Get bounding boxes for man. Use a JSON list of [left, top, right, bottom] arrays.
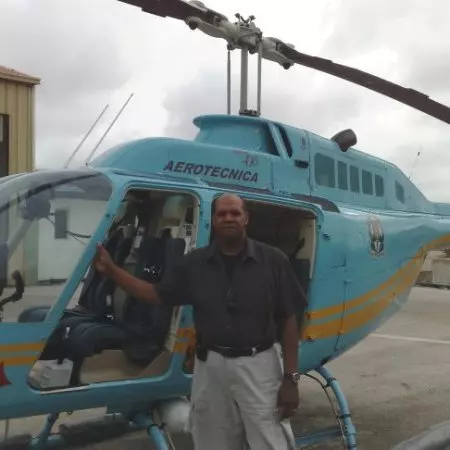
[[93, 193, 307, 450]]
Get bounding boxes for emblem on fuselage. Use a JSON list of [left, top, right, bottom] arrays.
[[368, 215, 384, 256]]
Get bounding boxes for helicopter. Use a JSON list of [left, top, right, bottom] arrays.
[[0, 1, 450, 449]]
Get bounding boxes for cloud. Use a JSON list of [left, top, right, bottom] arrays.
[[0, 0, 183, 167]]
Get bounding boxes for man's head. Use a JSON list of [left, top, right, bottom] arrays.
[[212, 193, 249, 245]]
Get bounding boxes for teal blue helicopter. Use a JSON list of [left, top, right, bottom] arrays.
[[1, 1, 450, 449]]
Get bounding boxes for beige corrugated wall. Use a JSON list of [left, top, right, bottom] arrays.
[[0, 75, 38, 284], [0, 78, 35, 173]]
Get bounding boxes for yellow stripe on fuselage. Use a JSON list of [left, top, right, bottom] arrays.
[[0, 342, 45, 354], [0, 342, 45, 368], [305, 233, 450, 324], [302, 257, 424, 340]]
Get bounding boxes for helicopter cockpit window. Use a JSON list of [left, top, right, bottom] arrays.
[[362, 170, 373, 195], [315, 153, 335, 188], [350, 165, 360, 193], [395, 181, 405, 204], [0, 169, 113, 323]]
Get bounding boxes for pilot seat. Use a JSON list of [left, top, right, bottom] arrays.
[[21, 195, 190, 387]]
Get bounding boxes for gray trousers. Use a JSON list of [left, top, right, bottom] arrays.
[[189, 344, 296, 450]]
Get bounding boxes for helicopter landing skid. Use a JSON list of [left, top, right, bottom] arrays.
[[0, 366, 356, 450], [293, 365, 357, 449]]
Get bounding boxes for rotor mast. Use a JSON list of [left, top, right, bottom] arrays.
[[185, 3, 295, 117]]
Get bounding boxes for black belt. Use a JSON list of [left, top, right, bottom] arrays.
[[206, 341, 273, 358]]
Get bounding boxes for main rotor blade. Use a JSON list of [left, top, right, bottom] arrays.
[[118, 0, 210, 21], [280, 45, 450, 125], [118, 0, 450, 125]]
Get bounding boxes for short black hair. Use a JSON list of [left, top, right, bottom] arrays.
[[211, 193, 248, 215]]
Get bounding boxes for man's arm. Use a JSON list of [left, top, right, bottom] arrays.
[[94, 243, 190, 306], [281, 314, 299, 374], [108, 264, 160, 304], [274, 252, 308, 419]]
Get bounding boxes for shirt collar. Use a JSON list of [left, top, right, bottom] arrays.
[[206, 237, 260, 264]]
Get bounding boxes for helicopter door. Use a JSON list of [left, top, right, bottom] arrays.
[[302, 240, 346, 368]]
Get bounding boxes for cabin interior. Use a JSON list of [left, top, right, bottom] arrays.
[[27, 188, 316, 390]]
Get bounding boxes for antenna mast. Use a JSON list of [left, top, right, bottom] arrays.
[[85, 93, 134, 165], [63, 104, 109, 168], [408, 145, 422, 180]]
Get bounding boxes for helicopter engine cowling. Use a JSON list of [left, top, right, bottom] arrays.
[[156, 397, 191, 435]]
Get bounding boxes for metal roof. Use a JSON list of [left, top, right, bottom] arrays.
[[0, 65, 40, 85]]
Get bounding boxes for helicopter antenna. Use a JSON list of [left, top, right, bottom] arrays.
[[117, 0, 450, 125], [408, 146, 422, 180], [63, 104, 109, 168], [84, 93, 134, 165], [226, 46, 231, 114]]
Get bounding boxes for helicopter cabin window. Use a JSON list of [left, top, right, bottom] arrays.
[[315, 153, 335, 188], [395, 181, 405, 203], [349, 165, 360, 193], [361, 170, 373, 195], [337, 161, 348, 190], [375, 175, 384, 197]]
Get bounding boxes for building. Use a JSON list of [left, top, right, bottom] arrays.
[[0, 65, 40, 284], [0, 65, 40, 176]]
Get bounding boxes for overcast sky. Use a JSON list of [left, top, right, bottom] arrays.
[[1, 0, 450, 201]]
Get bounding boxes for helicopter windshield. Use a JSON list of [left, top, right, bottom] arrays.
[[0, 169, 113, 322]]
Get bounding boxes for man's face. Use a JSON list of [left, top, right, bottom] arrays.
[[212, 195, 248, 241]]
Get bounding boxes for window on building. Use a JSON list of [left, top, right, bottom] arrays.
[[362, 170, 373, 195], [375, 175, 384, 197], [337, 161, 348, 190], [54, 209, 68, 239], [395, 181, 405, 204], [315, 153, 335, 188], [350, 165, 360, 192]]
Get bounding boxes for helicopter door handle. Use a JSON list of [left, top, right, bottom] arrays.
[[294, 159, 309, 168]]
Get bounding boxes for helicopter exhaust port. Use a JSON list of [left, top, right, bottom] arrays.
[[331, 129, 358, 152]]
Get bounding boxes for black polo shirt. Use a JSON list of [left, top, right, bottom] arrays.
[[155, 238, 307, 348]]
